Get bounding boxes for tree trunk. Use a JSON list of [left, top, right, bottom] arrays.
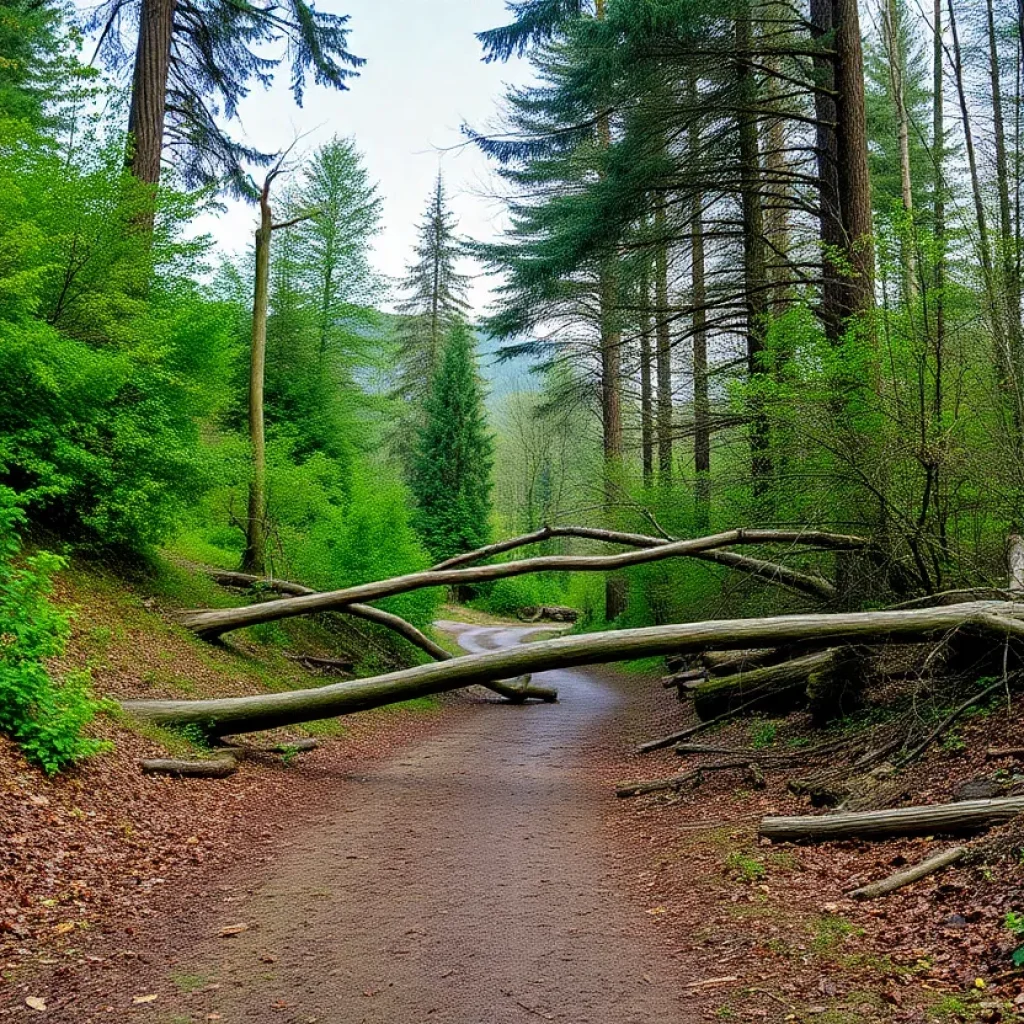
[[130, 601, 1024, 734], [127, 0, 175, 195], [640, 254, 654, 485], [737, 8, 772, 490], [833, 0, 875, 321], [986, 0, 1022, 392], [242, 189, 273, 575], [654, 203, 673, 483], [761, 798, 1024, 842], [810, 0, 844, 343], [883, 0, 916, 299]]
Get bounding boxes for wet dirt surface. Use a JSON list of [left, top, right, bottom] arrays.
[[46, 622, 695, 1023]]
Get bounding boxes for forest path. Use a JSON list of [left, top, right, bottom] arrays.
[[141, 620, 694, 1024]]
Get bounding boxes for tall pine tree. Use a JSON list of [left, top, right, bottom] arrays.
[[393, 174, 471, 408], [410, 324, 493, 563]]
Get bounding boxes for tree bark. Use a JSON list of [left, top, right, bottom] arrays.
[[128, 601, 1024, 734], [848, 847, 966, 899], [692, 651, 831, 720], [127, 0, 176, 195], [182, 528, 861, 639], [737, 8, 772, 490], [690, 76, 711, 528], [655, 202, 673, 483], [833, 0, 875, 321], [242, 185, 273, 575], [761, 797, 1024, 842], [639, 253, 655, 485]]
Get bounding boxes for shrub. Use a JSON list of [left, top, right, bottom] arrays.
[[0, 491, 110, 772]]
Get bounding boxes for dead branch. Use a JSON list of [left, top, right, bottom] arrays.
[[140, 757, 237, 778], [848, 847, 968, 900]]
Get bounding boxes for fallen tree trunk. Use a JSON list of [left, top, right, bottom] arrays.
[[760, 797, 1024, 842], [987, 748, 1024, 759], [123, 601, 1024, 736], [701, 648, 792, 676], [182, 528, 859, 640], [141, 757, 237, 778], [200, 566, 555, 702], [692, 651, 833, 720], [848, 847, 967, 900]]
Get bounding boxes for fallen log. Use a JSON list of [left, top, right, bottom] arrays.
[[141, 757, 237, 778], [616, 770, 703, 799], [215, 737, 319, 760], [700, 648, 788, 676], [760, 797, 1024, 842], [848, 847, 967, 899], [662, 667, 707, 689], [987, 748, 1024, 759], [200, 566, 555, 702], [516, 605, 578, 623], [181, 528, 858, 640], [123, 601, 1024, 736], [692, 651, 833, 720]]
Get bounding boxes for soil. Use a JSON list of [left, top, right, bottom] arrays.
[[4, 619, 1024, 1023]]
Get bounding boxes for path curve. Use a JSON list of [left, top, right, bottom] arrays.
[[116, 623, 690, 1022]]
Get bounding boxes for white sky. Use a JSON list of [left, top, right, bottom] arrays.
[[182, 0, 533, 314]]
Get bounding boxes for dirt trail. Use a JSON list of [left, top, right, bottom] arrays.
[[91, 621, 694, 1023]]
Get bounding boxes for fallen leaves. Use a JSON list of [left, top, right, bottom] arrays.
[[132, 994, 158, 1004]]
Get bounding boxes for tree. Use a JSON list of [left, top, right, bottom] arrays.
[[90, 0, 363, 198], [392, 174, 471, 411], [410, 324, 493, 564]]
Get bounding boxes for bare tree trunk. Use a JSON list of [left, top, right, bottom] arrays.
[[691, 123, 711, 529], [883, 0, 916, 299], [810, 0, 844, 343], [737, 8, 772, 489], [127, 601, 1024, 734], [242, 188, 273, 575], [655, 203, 673, 483], [639, 254, 654, 485], [987, 0, 1023, 388], [126, 0, 175, 232], [833, 0, 876, 321]]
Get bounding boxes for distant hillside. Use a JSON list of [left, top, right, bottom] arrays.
[[475, 332, 543, 405]]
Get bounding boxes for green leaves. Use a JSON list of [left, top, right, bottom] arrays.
[[0, 491, 110, 774]]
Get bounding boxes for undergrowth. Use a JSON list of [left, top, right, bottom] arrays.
[[0, 491, 111, 773]]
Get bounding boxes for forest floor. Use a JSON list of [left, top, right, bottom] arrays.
[[1, 565, 1023, 1021]]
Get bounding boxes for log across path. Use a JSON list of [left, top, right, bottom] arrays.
[[72, 623, 695, 1023]]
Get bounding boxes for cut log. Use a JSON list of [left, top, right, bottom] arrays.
[[482, 674, 558, 704], [692, 651, 833, 720], [181, 528, 862, 640], [987, 748, 1024, 759], [700, 648, 787, 676], [760, 797, 1024, 842], [848, 846, 967, 899], [124, 601, 1024, 736], [662, 667, 707, 689], [141, 757, 237, 778], [616, 770, 702, 799]]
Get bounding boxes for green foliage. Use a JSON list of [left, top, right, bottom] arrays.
[[1003, 911, 1024, 967], [0, 492, 109, 773], [750, 720, 777, 750], [411, 325, 494, 563], [0, 114, 230, 552], [724, 851, 766, 883]]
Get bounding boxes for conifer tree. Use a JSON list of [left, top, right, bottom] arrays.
[[393, 174, 471, 409], [410, 324, 493, 563], [90, 0, 362, 198]]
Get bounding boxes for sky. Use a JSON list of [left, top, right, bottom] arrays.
[[182, 0, 534, 314]]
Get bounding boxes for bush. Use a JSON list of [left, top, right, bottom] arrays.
[[0, 492, 109, 773]]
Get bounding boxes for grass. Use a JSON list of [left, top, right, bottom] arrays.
[[810, 914, 861, 957], [170, 971, 213, 993], [724, 850, 766, 883]]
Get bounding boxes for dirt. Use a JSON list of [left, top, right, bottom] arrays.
[[2, 623, 711, 1022], [4, 617, 1024, 1023]]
